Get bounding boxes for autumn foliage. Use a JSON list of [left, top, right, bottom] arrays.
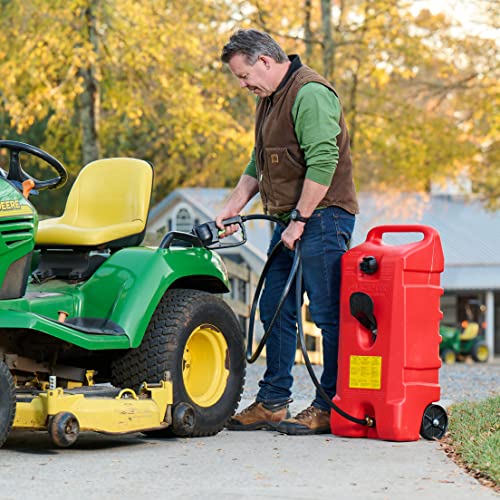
[[0, 0, 497, 214]]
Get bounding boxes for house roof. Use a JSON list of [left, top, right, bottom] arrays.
[[351, 193, 500, 291], [149, 188, 232, 225], [148, 188, 500, 292], [352, 193, 499, 266]]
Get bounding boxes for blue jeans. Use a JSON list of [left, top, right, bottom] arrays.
[[256, 206, 355, 411]]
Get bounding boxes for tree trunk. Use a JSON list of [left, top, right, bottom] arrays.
[[320, 0, 334, 80], [304, 0, 313, 63], [80, 0, 100, 165], [348, 60, 360, 150], [346, 1, 370, 151]]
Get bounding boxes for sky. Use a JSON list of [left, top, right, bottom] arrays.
[[410, 0, 498, 39]]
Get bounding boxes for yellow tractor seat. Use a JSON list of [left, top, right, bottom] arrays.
[[36, 158, 153, 249], [459, 322, 479, 341]]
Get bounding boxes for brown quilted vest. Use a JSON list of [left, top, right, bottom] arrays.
[[254, 65, 359, 215]]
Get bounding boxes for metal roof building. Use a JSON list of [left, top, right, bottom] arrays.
[[351, 192, 500, 292]]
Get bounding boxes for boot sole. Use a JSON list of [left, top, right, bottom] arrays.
[[226, 421, 279, 431], [275, 423, 331, 435]]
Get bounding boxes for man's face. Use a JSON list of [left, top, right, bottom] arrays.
[[227, 53, 275, 97]]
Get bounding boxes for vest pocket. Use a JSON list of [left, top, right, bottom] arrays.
[[263, 147, 304, 208]]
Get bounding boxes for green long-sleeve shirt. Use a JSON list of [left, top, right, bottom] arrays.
[[243, 82, 342, 186]]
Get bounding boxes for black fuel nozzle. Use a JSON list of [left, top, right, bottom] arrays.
[[192, 216, 247, 249], [350, 292, 378, 337], [194, 221, 220, 247]]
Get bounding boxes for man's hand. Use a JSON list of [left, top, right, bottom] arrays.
[[281, 220, 306, 250], [215, 210, 240, 239], [281, 178, 328, 249]]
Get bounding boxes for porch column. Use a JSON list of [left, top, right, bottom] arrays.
[[485, 290, 495, 357]]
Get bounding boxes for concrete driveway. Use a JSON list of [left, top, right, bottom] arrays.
[[0, 398, 496, 500]]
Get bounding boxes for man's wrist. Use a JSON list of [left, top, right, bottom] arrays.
[[290, 208, 310, 223]]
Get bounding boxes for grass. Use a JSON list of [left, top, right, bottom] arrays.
[[445, 395, 500, 490]]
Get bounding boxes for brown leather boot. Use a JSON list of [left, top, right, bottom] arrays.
[[226, 401, 291, 431], [276, 405, 331, 435]]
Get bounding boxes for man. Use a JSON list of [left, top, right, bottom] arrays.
[[217, 29, 358, 435]]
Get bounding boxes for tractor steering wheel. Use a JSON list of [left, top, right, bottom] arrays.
[[0, 140, 68, 191]]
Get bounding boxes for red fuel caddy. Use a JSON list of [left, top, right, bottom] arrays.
[[331, 225, 445, 441]]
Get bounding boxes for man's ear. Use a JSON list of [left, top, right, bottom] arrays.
[[259, 55, 272, 69]]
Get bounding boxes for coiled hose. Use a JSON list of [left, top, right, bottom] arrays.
[[242, 214, 374, 428]]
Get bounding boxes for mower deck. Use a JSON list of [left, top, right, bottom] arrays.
[[13, 380, 173, 447]]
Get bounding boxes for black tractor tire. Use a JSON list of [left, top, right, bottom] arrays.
[[471, 340, 490, 363], [111, 289, 245, 437], [0, 360, 16, 448]]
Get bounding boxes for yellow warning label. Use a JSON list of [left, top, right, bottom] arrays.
[[349, 355, 382, 390]]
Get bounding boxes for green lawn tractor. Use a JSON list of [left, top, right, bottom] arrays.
[[439, 322, 490, 365], [0, 140, 245, 448]]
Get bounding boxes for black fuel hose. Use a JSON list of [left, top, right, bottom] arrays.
[[242, 214, 374, 428]]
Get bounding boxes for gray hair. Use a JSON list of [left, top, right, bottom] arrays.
[[221, 29, 288, 65]]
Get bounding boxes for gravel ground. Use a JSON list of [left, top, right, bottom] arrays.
[[242, 357, 500, 405]]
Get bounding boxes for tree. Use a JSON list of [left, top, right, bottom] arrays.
[[0, 0, 253, 213], [0, 0, 497, 212], [79, 0, 100, 165], [228, 0, 499, 207]]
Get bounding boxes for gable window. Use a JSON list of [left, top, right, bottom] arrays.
[[175, 207, 193, 232]]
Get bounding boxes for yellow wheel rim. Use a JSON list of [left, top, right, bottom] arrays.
[[444, 351, 456, 364], [476, 345, 489, 362], [182, 324, 229, 407]]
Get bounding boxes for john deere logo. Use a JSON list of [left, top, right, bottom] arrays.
[[0, 200, 21, 211], [0, 199, 32, 217]]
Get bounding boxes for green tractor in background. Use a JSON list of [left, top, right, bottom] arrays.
[[439, 300, 490, 365], [0, 140, 245, 448]]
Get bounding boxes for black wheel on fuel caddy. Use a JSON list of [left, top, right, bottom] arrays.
[[111, 289, 246, 437], [420, 404, 448, 440], [0, 360, 16, 448]]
